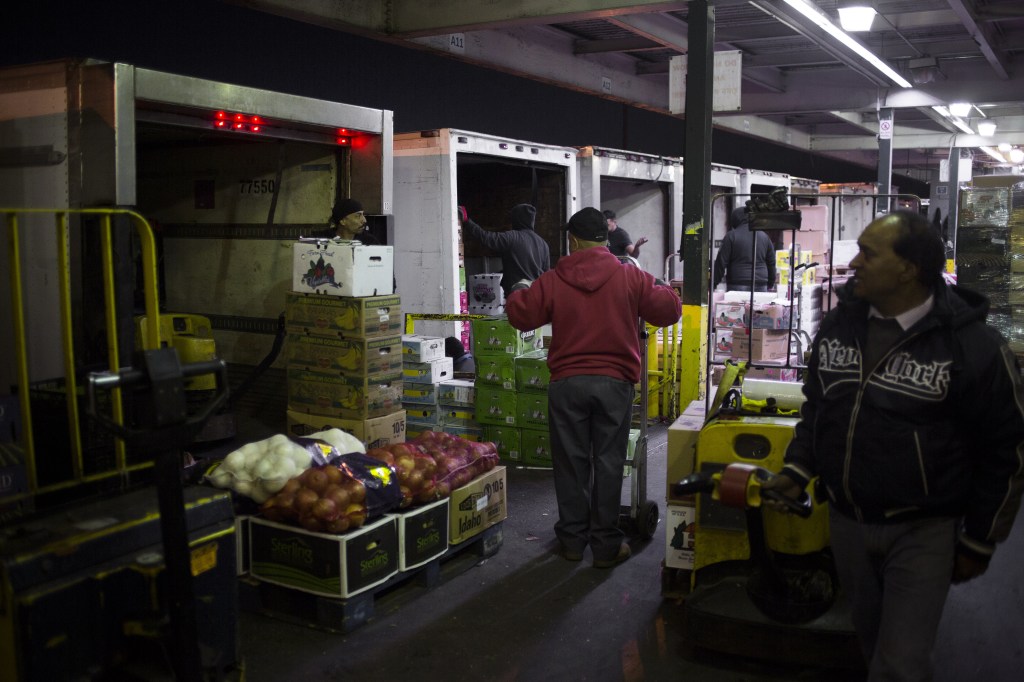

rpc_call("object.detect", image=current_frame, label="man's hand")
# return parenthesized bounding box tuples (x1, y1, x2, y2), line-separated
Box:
(952, 548, 990, 584)
(635, 236, 649, 249)
(759, 473, 803, 513)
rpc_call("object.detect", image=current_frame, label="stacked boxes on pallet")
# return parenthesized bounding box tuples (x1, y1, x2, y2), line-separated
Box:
(472, 317, 546, 467)
(957, 184, 1024, 351)
(284, 239, 406, 450)
(401, 335, 454, 438)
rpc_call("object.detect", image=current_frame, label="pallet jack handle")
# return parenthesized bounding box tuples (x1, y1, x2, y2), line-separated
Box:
(87, 347, 229, 681)
(672, 463, 813, 518)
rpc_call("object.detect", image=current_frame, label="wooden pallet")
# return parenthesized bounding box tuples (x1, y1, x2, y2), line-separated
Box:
(238, 521, 503, 634)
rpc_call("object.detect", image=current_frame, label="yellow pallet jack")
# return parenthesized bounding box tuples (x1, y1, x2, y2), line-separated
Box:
(672, 364, 862, 670)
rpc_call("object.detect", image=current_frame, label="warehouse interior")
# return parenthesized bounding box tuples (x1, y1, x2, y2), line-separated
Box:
(2, 1, 1024, 681)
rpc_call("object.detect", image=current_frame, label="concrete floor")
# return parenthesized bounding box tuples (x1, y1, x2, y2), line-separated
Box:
(237, 420, 1024, 682)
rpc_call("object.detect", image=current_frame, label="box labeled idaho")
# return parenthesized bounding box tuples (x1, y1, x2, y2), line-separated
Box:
(249, 515, 399, 598)
(449, 466, 508, 544)
(293, 240, 394, 297)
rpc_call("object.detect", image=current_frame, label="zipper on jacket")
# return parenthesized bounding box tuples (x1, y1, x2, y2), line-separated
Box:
(914, 431, 928, 495)
(842, 331, 920, 520)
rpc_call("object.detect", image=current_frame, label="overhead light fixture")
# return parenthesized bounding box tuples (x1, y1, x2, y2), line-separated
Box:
(980, 147, 1007, 164)
(1010, 148, 1024, 164)
(998, 142, 1013, 153)
(932, 106, 975, 135)
(837, 1, 877, 32)
(949, 102, 972, 117)
(908, 56, 944, 85)
(977, 121, 997, 137)
(782, 0, 912, 88)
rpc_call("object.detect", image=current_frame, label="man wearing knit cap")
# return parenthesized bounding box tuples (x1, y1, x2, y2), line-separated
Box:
(459, 203, 550, 297)
(505, 206, 681, 569)
(329, 198, 378, 243)
(712, 205, 776, 291)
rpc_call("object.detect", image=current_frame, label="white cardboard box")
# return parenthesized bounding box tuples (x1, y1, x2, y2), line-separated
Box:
(293, 239, 394, 297)
(665, 503, 696, 570)
(403, 357, 454, 384)
(402, 334, 446, 363)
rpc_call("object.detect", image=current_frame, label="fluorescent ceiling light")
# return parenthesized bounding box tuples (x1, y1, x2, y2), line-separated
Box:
(837, 5, 876, 32)
(998, 142, 1013, 152)
(783, 0, 912, 88)
(949, 102, 972, 117)
(1010, 148, 1024, 164)
(931, 105, 976, 135)
(980, 147, 1007, 163)
(977, 121, 997, 137)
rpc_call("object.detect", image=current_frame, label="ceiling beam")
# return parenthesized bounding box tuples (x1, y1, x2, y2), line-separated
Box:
(811, 128, 1024, 151)
(944, 0, 1010, 79)
(230, 0, 690, 37)
(741, 69, 1024, 115)
(574, 37, 662, 54)
(747, 0, 894, 88)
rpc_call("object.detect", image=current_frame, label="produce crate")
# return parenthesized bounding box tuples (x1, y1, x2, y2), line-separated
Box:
(239, 520, 503, 634)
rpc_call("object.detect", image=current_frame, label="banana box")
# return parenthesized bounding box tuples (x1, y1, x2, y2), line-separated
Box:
(286, 333, 402, 375)
(286, 369, 402, 420)
(285, 292, 402, 339)
(286, 408, 406, 450)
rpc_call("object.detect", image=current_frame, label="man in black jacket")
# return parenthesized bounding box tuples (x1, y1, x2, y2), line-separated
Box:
(763, 210, 1024, 681)
(713, 206, 776, 291)
(460, 204, 550, 297)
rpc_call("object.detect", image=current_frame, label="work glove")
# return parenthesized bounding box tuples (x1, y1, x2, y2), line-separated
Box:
(510, 279, 533, 293)
(457, 205, 468, 224)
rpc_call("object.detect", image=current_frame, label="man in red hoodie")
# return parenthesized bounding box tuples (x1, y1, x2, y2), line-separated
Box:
(505, 207, 682, 568)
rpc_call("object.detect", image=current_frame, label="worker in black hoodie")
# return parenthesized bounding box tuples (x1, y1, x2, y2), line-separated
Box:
(459, 203, 551, 297)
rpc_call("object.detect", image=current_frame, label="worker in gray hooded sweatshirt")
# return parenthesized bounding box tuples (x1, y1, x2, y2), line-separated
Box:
(459, 203, 551, 297)
(713, 206, 777, 292)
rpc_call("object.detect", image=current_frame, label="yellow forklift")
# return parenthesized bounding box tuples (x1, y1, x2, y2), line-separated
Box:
(673, 363, 861, 669)
(668, 190, 906, 670)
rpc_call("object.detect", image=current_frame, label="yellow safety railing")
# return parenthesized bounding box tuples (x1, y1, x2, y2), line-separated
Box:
(3, 208, 162, 502)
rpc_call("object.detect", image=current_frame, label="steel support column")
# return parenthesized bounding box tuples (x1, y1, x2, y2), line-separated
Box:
(877, 107, 894, 210)
(679, 0, 714, 408)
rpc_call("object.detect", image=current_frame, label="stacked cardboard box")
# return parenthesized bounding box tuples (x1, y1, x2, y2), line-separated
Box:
(284, 239, 406, 450)
(474, 322, 550, 467)
(958, 184, 1024, 351)
(401, 335, 453, 438)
